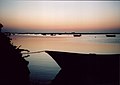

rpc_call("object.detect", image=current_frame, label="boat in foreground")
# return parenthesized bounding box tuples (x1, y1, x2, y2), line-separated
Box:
(45, 51, 119, 84)
(45, 50, 119, 69)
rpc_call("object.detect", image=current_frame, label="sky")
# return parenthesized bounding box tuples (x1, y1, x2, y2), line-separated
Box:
(0, 0, 120, 32)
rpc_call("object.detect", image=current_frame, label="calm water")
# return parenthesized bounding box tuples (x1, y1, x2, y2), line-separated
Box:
(11, 34, 120, 84)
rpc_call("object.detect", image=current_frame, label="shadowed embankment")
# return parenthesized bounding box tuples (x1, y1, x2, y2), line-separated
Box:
(0, 32, 30, 85)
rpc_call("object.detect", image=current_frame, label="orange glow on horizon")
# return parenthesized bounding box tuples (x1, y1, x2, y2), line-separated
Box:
(1, 1, 120, 32)
(5, 16, 120, 31)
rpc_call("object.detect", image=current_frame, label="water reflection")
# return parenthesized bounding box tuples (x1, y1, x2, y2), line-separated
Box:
(11, 34, 120, 84)
(11, 34, 120, 54)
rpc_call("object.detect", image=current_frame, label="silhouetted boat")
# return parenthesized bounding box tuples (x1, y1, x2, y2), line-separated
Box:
(45, 51, 119, 69)
(106, 34, 116, 37)
(73, 34, 81, 37)
(45, 51, 119, 84)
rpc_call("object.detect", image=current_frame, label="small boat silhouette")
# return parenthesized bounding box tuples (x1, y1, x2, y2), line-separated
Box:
(73, 34, 81, 37)
(106, 34, 116, 37)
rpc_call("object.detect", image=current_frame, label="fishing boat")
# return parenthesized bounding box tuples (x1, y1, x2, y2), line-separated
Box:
(45, 51, 119, 84)
(106, 34, 116, 37)
(45, 50, 119, 69)
(73, 34, 81, 37)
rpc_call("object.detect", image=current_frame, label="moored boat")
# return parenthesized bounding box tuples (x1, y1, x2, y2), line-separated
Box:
(73, 34, 81, 37)
(106, 34, 116, 37)
(45, 50, 119, 84)
(45, 50, 119, 69)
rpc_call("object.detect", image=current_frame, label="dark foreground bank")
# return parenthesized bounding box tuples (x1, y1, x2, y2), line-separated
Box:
(0, 32, 30, 85)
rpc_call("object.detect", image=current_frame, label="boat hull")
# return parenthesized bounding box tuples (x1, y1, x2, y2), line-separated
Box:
(45, 51, 119, 69)
(106, 34, 116, 37)
(45, 51, 119, 84)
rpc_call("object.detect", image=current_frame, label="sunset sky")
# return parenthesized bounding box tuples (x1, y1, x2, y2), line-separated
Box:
(0, 1, 120, 32)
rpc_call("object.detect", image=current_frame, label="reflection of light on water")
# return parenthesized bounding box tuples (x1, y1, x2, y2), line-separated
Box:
(26, 52, 60, 82)
(11, 34, 120, 83)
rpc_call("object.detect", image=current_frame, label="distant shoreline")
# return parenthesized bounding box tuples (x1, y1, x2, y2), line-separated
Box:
(5, 32, 120, 35)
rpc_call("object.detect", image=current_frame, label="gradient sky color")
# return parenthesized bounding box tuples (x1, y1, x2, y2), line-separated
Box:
(0, 1, 120, 32)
